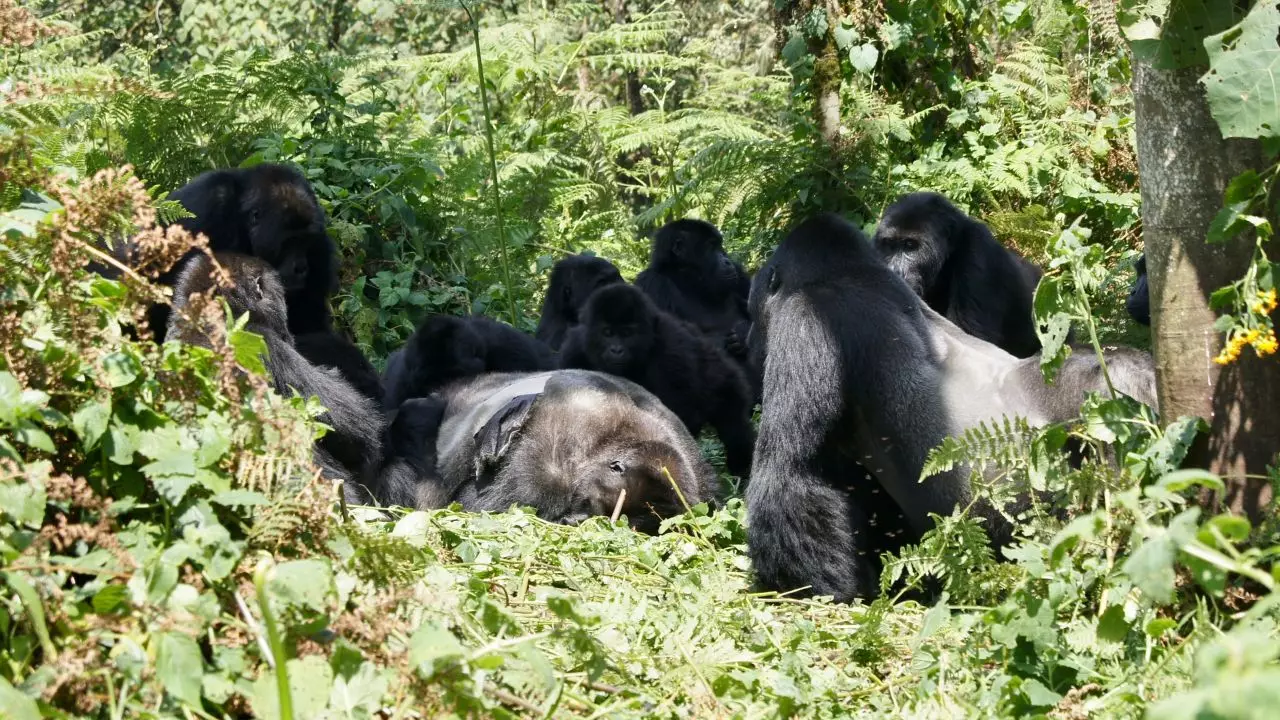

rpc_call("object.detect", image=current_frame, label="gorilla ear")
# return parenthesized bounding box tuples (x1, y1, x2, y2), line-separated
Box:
(474, 393, 539, 475)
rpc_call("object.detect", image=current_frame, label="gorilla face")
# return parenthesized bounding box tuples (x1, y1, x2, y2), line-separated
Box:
(171, 253, 293, 341)
(240, 166, 332, 293)
(656, 219, 740, 292)
(581, 285, 657, 374)
(408, 316, 487, 388)
(873, 193, 957, 296)
(560, 440, 688, 533)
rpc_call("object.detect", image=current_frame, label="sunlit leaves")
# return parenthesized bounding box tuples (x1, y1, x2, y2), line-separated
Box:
(1202, 1, 1280, 139)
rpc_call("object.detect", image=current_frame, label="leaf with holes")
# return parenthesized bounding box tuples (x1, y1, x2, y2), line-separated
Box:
(1201, 1, 1280, 139)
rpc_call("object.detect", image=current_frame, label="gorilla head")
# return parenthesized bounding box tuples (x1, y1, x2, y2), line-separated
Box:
(650, 219, 740, 293)
(170, 252, 292, 343)
(578, 284, 658, 375)
(535, 254, 624, 350)
(871, 192, 958, 295)
(400, 315, 487, 391)
(168, 163, 338, 335)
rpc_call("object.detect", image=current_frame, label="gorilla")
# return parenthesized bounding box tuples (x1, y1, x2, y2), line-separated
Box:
(747, 214, 1156, 601)
(379, 370, 717, 532)
(168, 253, 383, 491)
(873, 192, 1044, 358)
(382, 314, 555, 410)
(559, 284, 755, 479)
(635, 219, 753, 365)
(535, 254, 624, 350)
(1127, 254, 1151, 326)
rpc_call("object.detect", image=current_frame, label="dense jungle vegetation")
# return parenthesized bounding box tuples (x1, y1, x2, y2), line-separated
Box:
(2, 0, 1279, 717)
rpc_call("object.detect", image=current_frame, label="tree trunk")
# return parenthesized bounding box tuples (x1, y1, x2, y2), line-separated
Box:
(609, 0, 645, 115)
(773, 0, 844, 146)
(1132, 60, 1280, 519)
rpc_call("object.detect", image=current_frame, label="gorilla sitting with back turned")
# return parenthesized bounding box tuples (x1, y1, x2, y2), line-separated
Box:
(747, 213, 1156, 601)
(635, 219, 753, 364)
(559, 284, 756, 479)
(376, 370, 717, 533)
(873, 192, 1044, 358)
(535, 254, 624, 350)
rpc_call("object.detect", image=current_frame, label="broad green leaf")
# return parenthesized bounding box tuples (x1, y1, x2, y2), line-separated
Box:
(0, 677, 40, 720)
(409, 623, 465, 676)
(92, 583, 129, 614)
(71, 399, 111, 450)
(849, 43, 878, 74)
(210, 489, 269, 507)
(251, 655, 333, 720)
(1201, 1, 1280, 138)
(268, 559, 334, 614)
(155, 632, 204, 707)
(1131, 0, 1246, 70)
(101, 351, 141, 388)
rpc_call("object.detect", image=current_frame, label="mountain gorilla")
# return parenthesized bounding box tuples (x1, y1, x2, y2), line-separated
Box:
(747, 214, 1156, 601)
(558, 284, 755, 479)
(380, 370, 717, 532)
(382, 315, 555, 410)
(635, 219, 753, 366)
(535, 254, 624, 350)
(873, 192, 1044, 358)
(1127, 254, 1151, 326)
(168, 253, 383, 492)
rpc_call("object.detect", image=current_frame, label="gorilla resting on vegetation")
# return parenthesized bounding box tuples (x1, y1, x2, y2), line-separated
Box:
(167, 253, 383, 494)
(1127, 254, 1151, 326)
(382, 314, 555, 410)
(377, 370, 717, 533)
(635, 219, 753, 368)
(535, 254, 624, 350)
(747, 214, 1156, 601)
(559, 284, 756, 479)
(873, 192, 1044, 358)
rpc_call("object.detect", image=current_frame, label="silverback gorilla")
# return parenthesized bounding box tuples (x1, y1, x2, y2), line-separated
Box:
(379, 370, 717, 533)
(873, 192, 1044, 358)
(168, 253, 384, 491)
(635, 219, 753, 366)
(747, 214, 1156, 601)
(535, 254, 624, 350)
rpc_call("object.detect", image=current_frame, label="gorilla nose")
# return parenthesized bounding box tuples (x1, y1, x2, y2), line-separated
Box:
(605, 347, 626, 362)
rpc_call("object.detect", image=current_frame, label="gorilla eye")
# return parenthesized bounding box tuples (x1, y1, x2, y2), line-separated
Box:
(248, 208, 260, 227)
(609, 460, 625, 474)
(602, 327, 615, 338)
(902, 238, 921, 252)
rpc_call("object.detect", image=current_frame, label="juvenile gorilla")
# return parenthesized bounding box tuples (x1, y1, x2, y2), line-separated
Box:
(748, 214, 1156, 601)
(559, 284, 755, 479)
(535, 254, 624, 350)
(635, 219, 753, 364)
(382, 314, 555, 410)
(168, 253, 383, 492)
(873, 192, 1044, 357)
(382, 370, 717, 532)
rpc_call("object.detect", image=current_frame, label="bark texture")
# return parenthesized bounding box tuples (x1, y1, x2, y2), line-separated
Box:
(1133, 60, 1280, 518)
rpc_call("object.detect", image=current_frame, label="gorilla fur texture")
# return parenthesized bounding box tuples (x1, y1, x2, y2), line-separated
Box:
(382, 314, 556, 410)
(873, 192, 1043, 358)
(385, 370, 717, 533)
(535, 254, 624, 350)
(559, 284, 756, 479)
(747, 213, 1156, 601)
(167, 253, 383, 493)
(1127, 254, 1151, 326)
(635, 219, 753, 365)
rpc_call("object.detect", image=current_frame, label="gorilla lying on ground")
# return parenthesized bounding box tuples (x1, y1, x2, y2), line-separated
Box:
(748, 213, 1156, 601)
(635, 219, 753, 366)
(873, 192, 1044, 358)
(559, 284, 756, 479)
(382, 314, 556, 410)
(535, 254, 624, 350)
(168, 253, 384, 493)
(375, 370, 717, 533)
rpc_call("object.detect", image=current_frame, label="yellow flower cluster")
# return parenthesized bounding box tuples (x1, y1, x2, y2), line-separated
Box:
(1251, 289, 1278, 316)
(1215, 326, 1279, 365)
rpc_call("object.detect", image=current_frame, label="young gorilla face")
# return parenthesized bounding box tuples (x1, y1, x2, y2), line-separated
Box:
(238, 165, 333, 294)
(558, 256, 623, 322)
(581, 285, 657, 374)
(170, 253, 292, 341)
(653, 219, 740, 291)
(871, 195, 955, 296)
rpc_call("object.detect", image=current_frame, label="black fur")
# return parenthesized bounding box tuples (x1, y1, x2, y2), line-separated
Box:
(873, 192, 1043, 357)
(385, 370, 716, 532)
(747, 214, 1156, 601)
(635, 219, 753, 367)
(382, 315, 555, 410)
(168, 253, 383, 494)
(371, 396, 449, 508)
(559, 284, 755, 479)
(535, 254, 624, 350)
(139, 164, 339, 340)
(1127, 254, 1150, 326)
(294, 331, 384, 404)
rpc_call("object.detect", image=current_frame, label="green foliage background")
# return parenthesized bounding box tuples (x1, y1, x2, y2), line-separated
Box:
(1, 0, 1278, 717)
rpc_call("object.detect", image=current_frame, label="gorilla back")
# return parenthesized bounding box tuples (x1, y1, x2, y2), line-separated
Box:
(747, 214, 1156, 601)
(413, 370, 718, 533)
